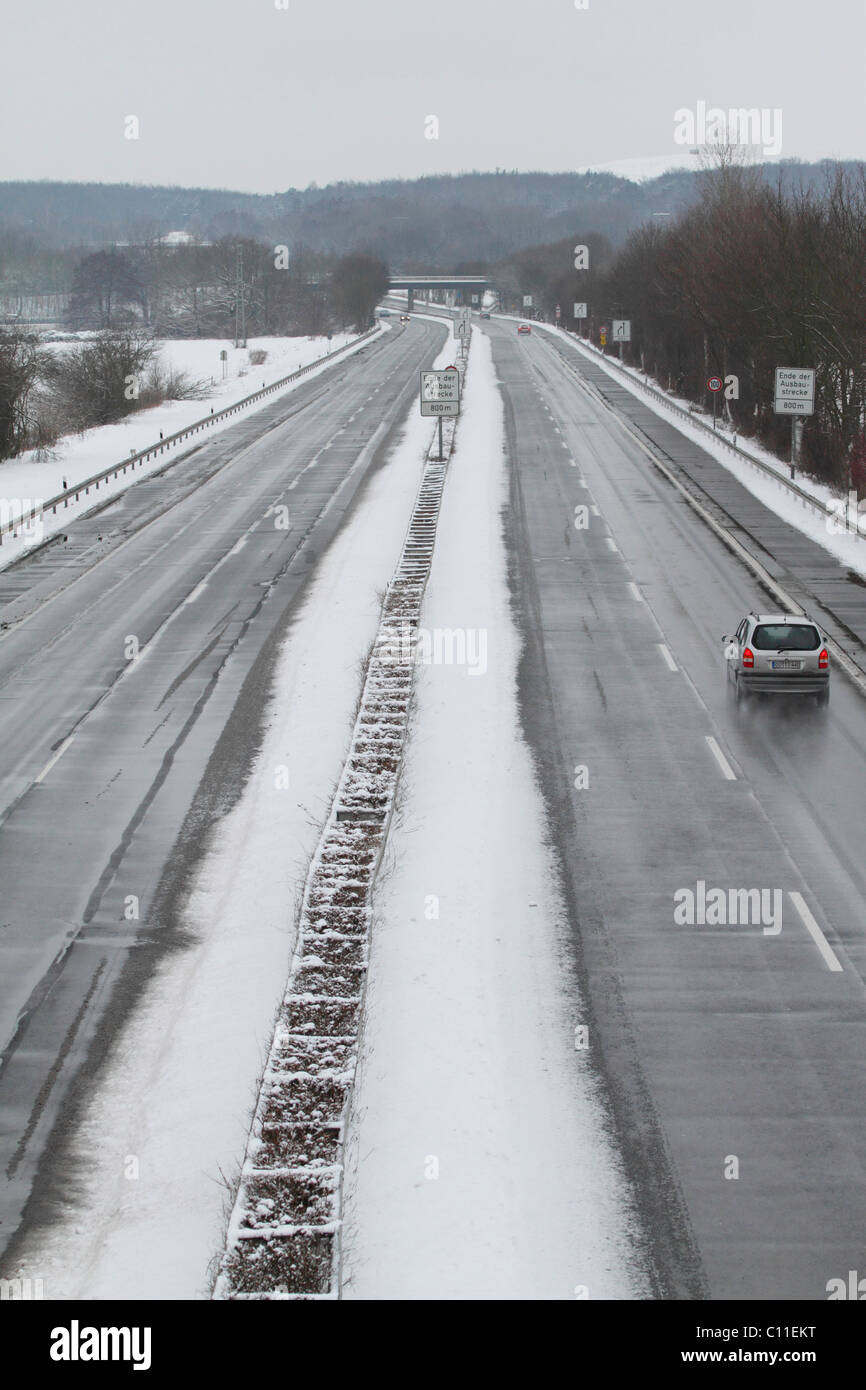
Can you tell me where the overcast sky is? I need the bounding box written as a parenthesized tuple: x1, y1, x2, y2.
(2, 0, 864, 191)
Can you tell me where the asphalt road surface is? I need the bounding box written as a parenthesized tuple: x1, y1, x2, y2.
(487, 317, 866, 1300)
(0, 317, 447, 1263)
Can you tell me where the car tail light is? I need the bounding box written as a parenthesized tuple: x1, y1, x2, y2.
(819, 648, 829, 669)
(742, 647, 754, 668)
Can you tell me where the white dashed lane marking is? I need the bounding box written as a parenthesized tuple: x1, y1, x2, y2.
(35, 735, 75, 785)
(705, 735, 736, 780)
(789, 892, 844, 973)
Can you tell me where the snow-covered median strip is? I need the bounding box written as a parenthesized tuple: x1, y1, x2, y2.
(214, 364, 462, 1298)
(340, 331, 649, 1299)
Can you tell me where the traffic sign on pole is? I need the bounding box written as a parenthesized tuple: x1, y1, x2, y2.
(774, 367, 815, 415)
(420, 370, 460, 416)
(612, 320, 631, 342)
(775, 368, 815, 479)
(707, 376, 723, 393)
(574, 302, 587, 319)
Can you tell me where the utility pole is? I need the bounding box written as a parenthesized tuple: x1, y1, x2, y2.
(234, 243, 247, 349)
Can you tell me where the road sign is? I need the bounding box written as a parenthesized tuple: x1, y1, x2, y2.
(523, 295, 533, 307)
(454, 318, 470, 338)
(574, 302, 587, 319)
(612, 319, 631, 341)
(707, 376, 723, 393)
(555, 304, 561, 319)
(774, 367, 815, 415)
(420, 370, 460, 416)
(600, 328, 607, 346)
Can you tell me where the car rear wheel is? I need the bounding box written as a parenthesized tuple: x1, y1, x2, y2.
(816, 687, 830, 708)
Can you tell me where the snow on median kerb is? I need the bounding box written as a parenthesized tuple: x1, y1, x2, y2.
(341, 329, 650, 1300)
(8, 329, 453, 1301)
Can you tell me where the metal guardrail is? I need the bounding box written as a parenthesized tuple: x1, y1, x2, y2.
(0, 325, 383, 546)
(555, 328, 854, 532)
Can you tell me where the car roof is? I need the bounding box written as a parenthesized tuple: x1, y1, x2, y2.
(749, 613, 817, 625)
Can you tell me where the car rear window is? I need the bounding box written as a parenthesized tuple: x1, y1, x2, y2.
(751, 624, 820, 651)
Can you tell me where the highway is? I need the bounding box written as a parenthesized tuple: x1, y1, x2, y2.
(3, 301, 865, 1302)
(0, 316, 448, 1264)
(486, 317, 866, 1299)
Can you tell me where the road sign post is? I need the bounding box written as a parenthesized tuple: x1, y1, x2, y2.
(573, 302, 587, 336)
(774, 368, 815, 478)
(612, 320, 631, 360)
(707, 375, 723, 430)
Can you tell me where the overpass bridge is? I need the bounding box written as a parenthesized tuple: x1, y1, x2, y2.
(388, 274, 489, 313)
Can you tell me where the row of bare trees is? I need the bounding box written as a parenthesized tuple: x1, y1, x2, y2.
(66, 242, 387, 339)
(493, 165, 866, 490)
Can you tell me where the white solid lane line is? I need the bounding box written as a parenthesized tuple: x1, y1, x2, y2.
(628, 581, 643, 601)
(657, 643, 678, 671)
(788, 892, 844, 973)
(605, 537, 619, 552)
(705, 735, 736, 780)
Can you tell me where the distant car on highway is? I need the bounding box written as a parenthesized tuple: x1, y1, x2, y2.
(480, 311, 491, 319)
(400, 313, 410, 323)
(723, 613, 830, 706)
(517, 324, 531, 335)
(376, 308, 391, 316)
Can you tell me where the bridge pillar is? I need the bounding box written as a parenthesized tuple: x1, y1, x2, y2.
(407, 287, 414, 313)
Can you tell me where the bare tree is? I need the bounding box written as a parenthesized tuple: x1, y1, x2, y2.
(68, 250, 144, 329)
(330, 253, 388, 331)
(47, 330, 157, 428)
(0, 329, 46, 458)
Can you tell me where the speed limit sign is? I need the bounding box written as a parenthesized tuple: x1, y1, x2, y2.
(707, 376, 723, 392)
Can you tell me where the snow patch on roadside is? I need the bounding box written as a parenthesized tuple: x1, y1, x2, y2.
(341, 331, 649, 1300)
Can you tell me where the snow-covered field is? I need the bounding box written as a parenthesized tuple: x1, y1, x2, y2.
(0, 330, 379, 570)
(12, 332, 453, 1301)
(341, 332, 648, 1299)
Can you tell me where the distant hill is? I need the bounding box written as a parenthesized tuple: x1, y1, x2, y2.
(0, 161, 861, 268)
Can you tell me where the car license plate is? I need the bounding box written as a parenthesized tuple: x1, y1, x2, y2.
(771, 660, 802, 670)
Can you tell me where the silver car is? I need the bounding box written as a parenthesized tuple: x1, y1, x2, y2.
(723, 612, 830, 707)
